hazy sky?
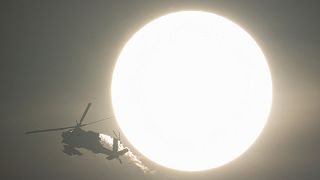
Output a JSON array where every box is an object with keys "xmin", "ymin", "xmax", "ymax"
[{"xmin": 1, "ymin": 0, "xmax": 320, "ymax": 179}]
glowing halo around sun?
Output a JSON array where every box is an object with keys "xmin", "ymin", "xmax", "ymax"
[{"xmin": 111, "ymin": 11, "xmax": 272, "ymax": 171}]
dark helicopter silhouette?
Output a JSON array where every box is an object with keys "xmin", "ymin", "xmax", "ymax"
[{"xmin": 26, "ymin": 103, "xmax": 128, "ymax": 164}]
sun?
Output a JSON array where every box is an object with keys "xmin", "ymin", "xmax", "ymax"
[{"xmin": 111, "ymin": 11, "xmax": 272, "ymax": 171}]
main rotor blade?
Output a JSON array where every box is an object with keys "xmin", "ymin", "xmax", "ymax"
[
  {"xmin": 81, "ymin": 117, "xmax": 112, "ymax": 127},
  {"xmin": 25, "ymin": 126, "xmax": 75, "ymax": 134},
  {"xmin": 79, "ymin": 103, "xmax": 92, "ymax": 125}
]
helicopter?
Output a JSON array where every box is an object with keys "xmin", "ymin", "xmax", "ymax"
[{"xmin": 26, "ymin": 103, "xmax": 129, "ymax": 164}]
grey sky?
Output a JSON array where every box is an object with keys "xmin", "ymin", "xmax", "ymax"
[{"xmin": 1, "ymin": 0, "xmax": 319, "ymax": 179}]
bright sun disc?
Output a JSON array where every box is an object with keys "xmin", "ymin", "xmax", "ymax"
[{"xmin": 111, "ymin": 11, "xmax": 272, "ymax": 171}]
